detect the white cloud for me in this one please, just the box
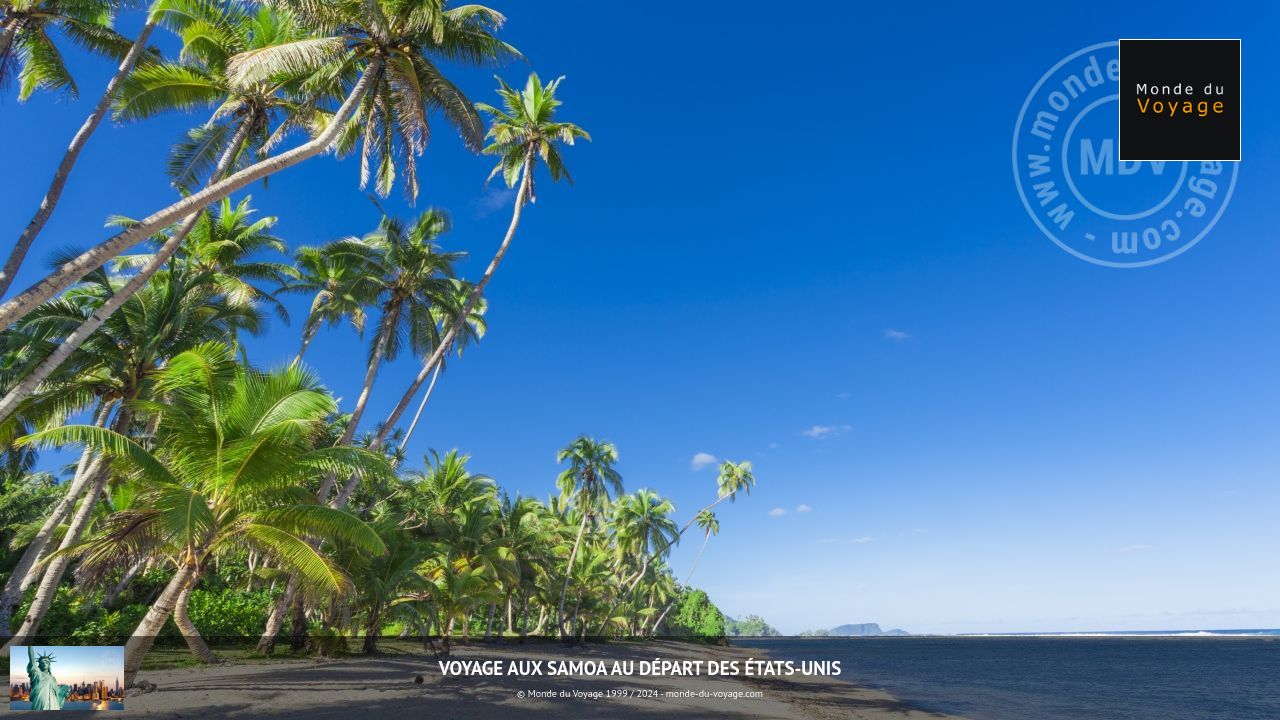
[801,424,852,439]
[883,329,911,342]
[472,187,516,218]
[850,537,874,544]
[796,504,812,513]
[690,452,718,471]
[768,507,787,518]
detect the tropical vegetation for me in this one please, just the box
[0,0,759,691]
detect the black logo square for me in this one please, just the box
[1119,39,1240,161]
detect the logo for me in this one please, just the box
[1012,42,1238,268]
[1119,39,1240,161]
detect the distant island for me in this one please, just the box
[799,622,910,637]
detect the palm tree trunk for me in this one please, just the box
[0,58,383,330]
[288,592,309,651]
[505,594,513,635]
[519,592,529,641]
[291,322,319,368]
[596,554,649,636]
[647,531,714,638]
[173,579,219,664]
[366,147,536,452]
[0,18,158,297]
[325,303,401,507]
[104,559,146,607]
[362,611,380,653]
[0,402,111,640]
[0,113,256,423]
[256,575,298,654]
[0,17,24,67]
[245,551,258,591]
[123,561,198,687]
[556,511,589,639]
[3,458,113,648]
[397,363,440,452]
[484,602,496,640]
[685,529,712,585]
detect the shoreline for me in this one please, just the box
[112,639,961,719]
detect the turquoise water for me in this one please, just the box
[738,634,1280,720]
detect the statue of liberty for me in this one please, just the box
[26,646,72,710]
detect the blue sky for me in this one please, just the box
[10,646,123,686]
[2,1,1278,634]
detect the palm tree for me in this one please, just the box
[399,278,486,451]
[0,0,515,339]
[649,512,718,635]
[1,0,157,296]
[554,435,621,638]
[401,449,496,532]
[667,460,753,549]
[0,0,132,99]
[0,262,264,644]
[597,489,677,634]
[0,1,315,422]
[322,209,464,507]
[614,460,755,630]
[363,73,588,455]
[492,493,550,637]
[343,517,430,653]
[283,242,382,366]
[684,509,719,584]
[14,343,390,685]
[112,195,294,317]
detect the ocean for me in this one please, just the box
[737,633,1280,720]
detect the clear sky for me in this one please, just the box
[2,1,1277,635]
[10,646,123,686]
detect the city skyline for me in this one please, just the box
[9,646,125,688]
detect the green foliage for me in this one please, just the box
[666,589,726,639]
[12,585,273,644]
[184,589,274,638]
[0,471,60,568]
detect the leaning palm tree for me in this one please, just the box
[1,0,157,296]
[684,509,719,584]
[322,209,464,507]
[0,263,264,644]
[614,460,756,627]
[0,0,516,351]
[14,343,390,685]
[0,1,324,424]
[365,72,589,454]
[399,277,486,451]
[554,435,621,638]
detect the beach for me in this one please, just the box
[118,640,959,719]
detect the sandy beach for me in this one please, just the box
[115,640,961,719]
